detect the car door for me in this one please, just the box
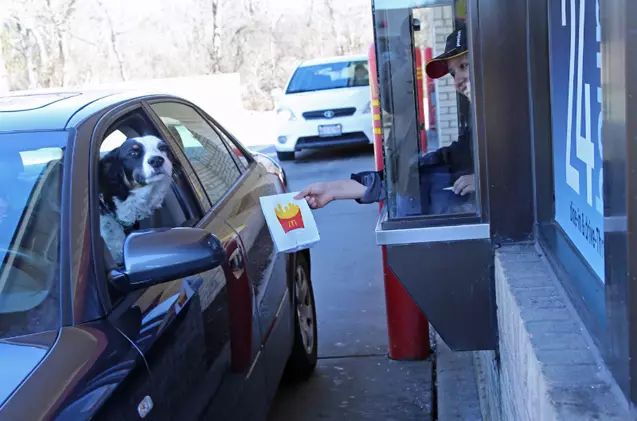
[89,105,235,421]
[147,100,291,411]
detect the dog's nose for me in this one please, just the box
[148,156,165,169]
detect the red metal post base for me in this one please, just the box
[381,246,431,360]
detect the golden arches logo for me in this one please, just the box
[275,203,305,233]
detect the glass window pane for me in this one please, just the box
[374,5,478,220]
[548,0,604,281]
[152,102,242,206]
[0,131,65,338]
[286,60,370,94]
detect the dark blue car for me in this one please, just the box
[0,90,317,421]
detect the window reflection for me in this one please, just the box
[375,6,477,220]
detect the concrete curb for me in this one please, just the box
[435,332,483,421]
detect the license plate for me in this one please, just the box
[318,124,342,137]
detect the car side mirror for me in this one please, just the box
[110,227,226,293]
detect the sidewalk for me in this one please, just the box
[434,333,483,421]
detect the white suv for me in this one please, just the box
[274,55,374,161]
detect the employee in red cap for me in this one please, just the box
[295,27,475,211]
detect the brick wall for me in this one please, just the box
[432,6,459,147]
[473,245,634,421]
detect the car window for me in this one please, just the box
[0,131,66,339]
[217,128,250,171]
[286,60,370,94]
[95,111,200,276]
[151,102,242,206]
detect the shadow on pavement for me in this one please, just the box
[293,145,375,163]
[268,356,433,421]
[246,144,375,164]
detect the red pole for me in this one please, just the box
[368,43,431,360]
[425,47,436,132]
[414,47,427,152]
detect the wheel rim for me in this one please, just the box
[295,264,315,354]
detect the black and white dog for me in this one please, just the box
[98,135,174,264]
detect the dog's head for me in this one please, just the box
[99,135,174,216]
[103,135,173,186]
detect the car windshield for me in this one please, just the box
[285,60,369,94]
[0,131,67,339]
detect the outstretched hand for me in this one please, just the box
[294,180,367,209]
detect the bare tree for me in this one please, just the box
[46,0,77,86]
[0,44,10,92]
[323,0,344,55]
[94,0,127,81]
[209,0,223,73]
[0,0,373,108]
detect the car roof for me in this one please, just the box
[298,54,369,67]
[0,88,182,133]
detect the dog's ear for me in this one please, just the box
[99,148,130,205]
[98,149,120,185]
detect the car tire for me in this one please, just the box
[277,151,295,161]
[284,253,317,381]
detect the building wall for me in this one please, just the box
[473,245,634,421]
[432,6,458,148]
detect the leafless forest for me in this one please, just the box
[0,0,373,109]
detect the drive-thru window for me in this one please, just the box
[369,0,637,414]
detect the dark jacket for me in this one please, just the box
[351,127,473,204]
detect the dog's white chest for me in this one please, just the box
[113,179,170,227]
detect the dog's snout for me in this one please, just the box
[148,156,165,169]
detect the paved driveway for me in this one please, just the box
[252,145,433,421]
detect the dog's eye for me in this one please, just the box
[130,149,141,157]
[158,144,169,152]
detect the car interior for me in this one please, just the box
[0,149,63,338]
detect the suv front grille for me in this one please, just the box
[302,107,356,120]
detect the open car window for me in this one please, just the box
[0,131,67,339]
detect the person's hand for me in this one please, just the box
[452,174,475,196]
[294,180,367,209]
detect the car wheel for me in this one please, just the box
[284,253,317,381]
[277,151,295,161]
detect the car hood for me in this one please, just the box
[278,86,370,114]
[0,331,57,406]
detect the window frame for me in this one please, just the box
[528,0,607,359]
[88,101,209,312]
[144,98,258,215]
[526,0,637,402]
[370,3,490,240]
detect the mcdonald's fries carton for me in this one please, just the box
[259,192,320,253]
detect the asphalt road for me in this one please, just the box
[250,145,433,421]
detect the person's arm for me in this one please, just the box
[294,170,385,209]
[350,170,386,204]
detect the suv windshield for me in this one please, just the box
[286,60,369,94]
[0,131,67,339]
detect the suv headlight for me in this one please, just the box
[362,101,371,114]
[276,107,296,122]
